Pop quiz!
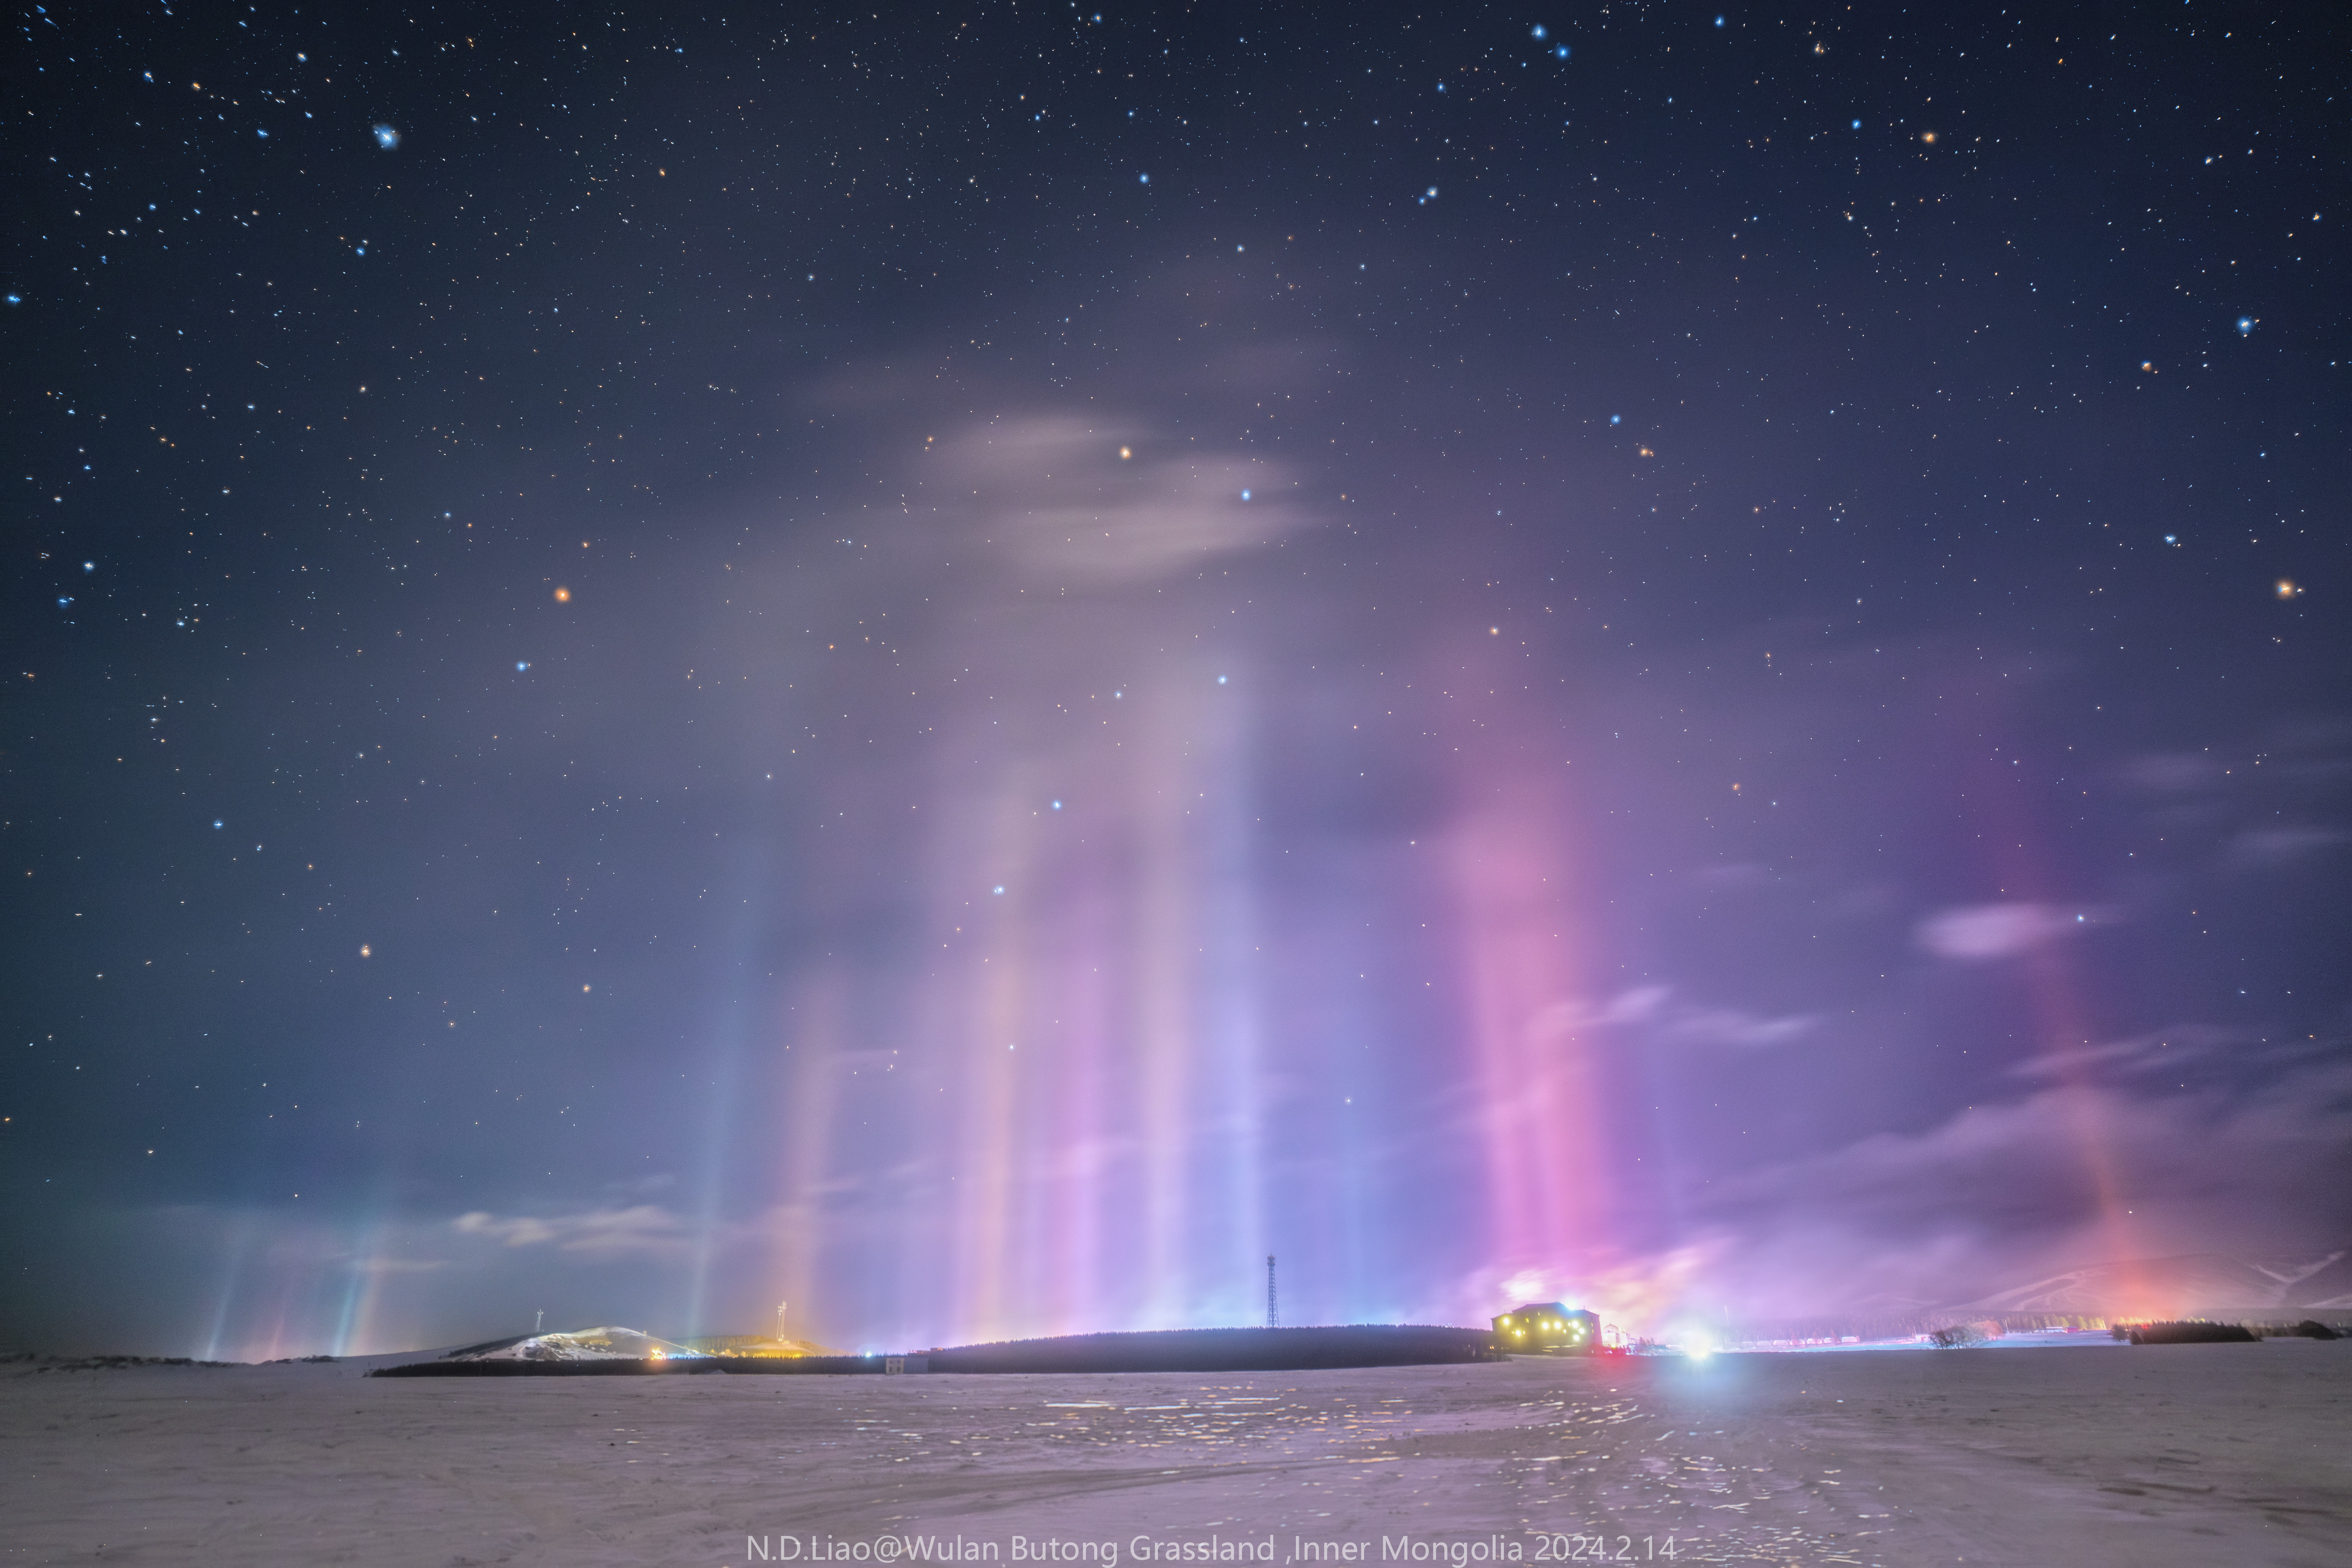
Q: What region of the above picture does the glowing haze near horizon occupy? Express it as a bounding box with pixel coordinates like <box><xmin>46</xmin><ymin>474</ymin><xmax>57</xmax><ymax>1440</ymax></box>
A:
<box><xmin>5</xmin><ymin>6</ymin><xmax>2347</xmax><ymax>1359</ymax></box>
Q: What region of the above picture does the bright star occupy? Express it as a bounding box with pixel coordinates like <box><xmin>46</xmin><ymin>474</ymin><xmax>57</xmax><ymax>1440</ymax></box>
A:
<box><xmin>1531</xmin><ymin>25</ymin><xmax>1546</xmax><ymax>38</ymax></box>
<box><xmin>372</xmin><ymin>124</ymin><xmax>400</xmax><ymax>150</ymax></box>
<box><xmin>2236</xmin><ymin>316</ymin><xmax>2254</xmax><ymax>335</ymax></box>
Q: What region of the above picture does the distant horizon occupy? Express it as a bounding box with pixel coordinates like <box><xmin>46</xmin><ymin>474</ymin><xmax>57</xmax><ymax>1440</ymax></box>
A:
<box><xmin>12</xmin><ymin>1237</ymin><xmax>2348</xmax><ymax>1364</ymax></box>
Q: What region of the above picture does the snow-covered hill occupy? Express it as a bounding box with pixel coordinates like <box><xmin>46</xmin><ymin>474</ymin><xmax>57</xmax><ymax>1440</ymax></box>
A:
<box><xmin>440</xmin><ymin>1326</ymin><xmax>707</xmax><ymax>1363</ymax></box>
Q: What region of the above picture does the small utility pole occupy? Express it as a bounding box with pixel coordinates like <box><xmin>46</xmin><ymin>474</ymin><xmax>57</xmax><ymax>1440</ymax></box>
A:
<box><xmin>1266</xmin><ymin>1255</ymin><xmax>1278</xmax><ymax>1328</ymax></box>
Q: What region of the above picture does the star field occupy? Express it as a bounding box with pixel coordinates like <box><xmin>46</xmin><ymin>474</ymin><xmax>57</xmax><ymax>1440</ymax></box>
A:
<box><xmin>3</xmin><ymin>2</ymin><xmax>2346</xmax><ymax>1355</ymax></box>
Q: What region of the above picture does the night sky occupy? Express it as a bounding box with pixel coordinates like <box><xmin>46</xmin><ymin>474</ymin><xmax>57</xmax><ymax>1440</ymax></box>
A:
<box><xmin>6</xmin><ymin>2</ymin><xmax>2347</xmax><ymax>1360</ymax></box>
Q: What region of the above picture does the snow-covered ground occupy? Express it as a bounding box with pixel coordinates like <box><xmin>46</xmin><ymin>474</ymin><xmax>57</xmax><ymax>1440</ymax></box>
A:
<box><xmin>3</xmin><ymin>1341</ymin><xmax>2343</xmax><ymax>1566</ymax></box>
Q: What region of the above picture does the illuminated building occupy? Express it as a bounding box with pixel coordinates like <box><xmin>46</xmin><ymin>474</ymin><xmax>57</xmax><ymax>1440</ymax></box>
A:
<box><xmin>1491</xmin><ymin>1302</ymin><xmax>1600</xmax><ymax>1354</ymax></box>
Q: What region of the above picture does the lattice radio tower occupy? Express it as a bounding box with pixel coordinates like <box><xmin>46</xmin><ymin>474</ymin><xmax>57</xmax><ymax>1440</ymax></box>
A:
<box><xmin>1266</xmin><ymin>1254</ymin><xmax>1278</xmax><ymax>1328</ymax></box>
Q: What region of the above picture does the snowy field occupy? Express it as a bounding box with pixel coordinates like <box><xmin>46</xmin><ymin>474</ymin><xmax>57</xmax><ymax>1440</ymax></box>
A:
<box><xmin>2</xmin><ymin>1341</ymin><xmax>2343</xmax><ymax>1567</ymax></box>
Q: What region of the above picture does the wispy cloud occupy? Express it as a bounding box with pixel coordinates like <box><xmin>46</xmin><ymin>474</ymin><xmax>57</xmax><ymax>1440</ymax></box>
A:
<box><xmin>2006</xmin><ymin>1023</ymin><xmax>2245</xmax><ymax>1082</ymax></box>
<box><xmin>923</xmin><ymin>415</ymin><xmax>1316</xmax><ymax>585</ymax></box>
<box><xmin>1664</xmin><ymin>1003</ymin><xmax>1821</xmax><ymax>1048</ymax></box>
<box><xmin>1529</xmin><ymin>986</ymin><xmax>1668</xmax><ymax>1036</ymax></box>
<box><xmin>1916</xmin><ymin>901</ymin><xmax>2084</xmax><ymax>960</ymax></box>
<box><xmin>452</xmin><ymin>1204</ymin><xmax>690</xmax><ymax>1261</ymax></box>
<box><xmin>2122</xmin><ymin>752</ymin><xmax>2226</xmax><ymax>793</ymax></box>
<box><xmin>1528</xmin><ymin>986</ymin><xmax>1816</xmax><ymax>1047</ymax></box>
<box><xmin>351</xmin><ymin>1256</ymin><xmax>450</xmax><ymax>1275</ymax></box>
<box><xmin>2225</xmin><ymin>825</ymin><xmax>2348</xmax><ymax>867</ymax></box>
